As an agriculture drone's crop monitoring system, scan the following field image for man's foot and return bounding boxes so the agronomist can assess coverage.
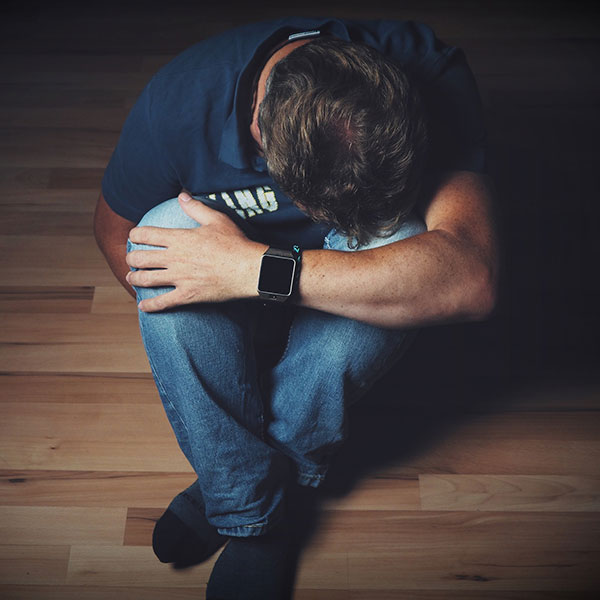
[205,522,293,600]
[152,484,227,568]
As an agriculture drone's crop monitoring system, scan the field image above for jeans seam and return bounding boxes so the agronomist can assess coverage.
[271,313,297,368]
[129,243,189,442]
[138,313,191,443]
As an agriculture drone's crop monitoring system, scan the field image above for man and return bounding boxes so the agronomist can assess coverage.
[94,17,497,599]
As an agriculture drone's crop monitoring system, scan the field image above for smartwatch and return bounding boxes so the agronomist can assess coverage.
[257,246,302,302]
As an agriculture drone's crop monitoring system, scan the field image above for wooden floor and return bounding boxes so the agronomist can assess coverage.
[1,1,599,598]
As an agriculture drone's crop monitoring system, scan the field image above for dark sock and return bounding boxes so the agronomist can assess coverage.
[152,482,227,568]
[206,522,293,600]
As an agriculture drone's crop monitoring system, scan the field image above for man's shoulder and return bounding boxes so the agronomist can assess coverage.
[345,19,457,80]
[150,18,328,79]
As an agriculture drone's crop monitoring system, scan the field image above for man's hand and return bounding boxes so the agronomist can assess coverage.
[126,193,267,312]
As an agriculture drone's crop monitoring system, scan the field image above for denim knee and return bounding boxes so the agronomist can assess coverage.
[324,211,426,251]
[126,198,200,300]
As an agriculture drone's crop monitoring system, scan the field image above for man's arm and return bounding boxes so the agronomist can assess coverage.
[126,170,498,328]
[93,192,137,297]
[298,170,498,327]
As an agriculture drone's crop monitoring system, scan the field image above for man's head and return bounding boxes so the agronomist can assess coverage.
[256,38,428,247]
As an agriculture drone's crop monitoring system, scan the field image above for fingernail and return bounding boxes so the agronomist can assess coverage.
[179,192,191,202]
[125,272,131,282]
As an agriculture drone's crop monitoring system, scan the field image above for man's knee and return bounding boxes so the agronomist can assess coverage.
[128,196,199,258]
[127,198,196,300]
[136,197,200,230]
[324,212,426,251]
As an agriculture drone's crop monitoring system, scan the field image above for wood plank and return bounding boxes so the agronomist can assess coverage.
[0,168,103,192]
[420,475,600,512]
[0,588,591,600]
[357,371,600,415]
[344,593,600,600]
[0,286,94,313]
[447,412,600,441]
[0,402,177,444]
[0,586,206,600]
[0,84,129,111]
[371,440,600,479]
[0,374,157,404]
[481,378,600,412]
[0,234,117,287]
[0,313,149,373]
[294,551,350,591]
[48,169,105,191]
[123,508,161,547]
[0,546,70,586]
[0,54,144,74]
[0,188,98,209]
[0,314,141,344]
[0,471,195,508]
[0,506,126,545]
[301,510,600,591]
[66,544,217,587]
[347,548,600,591]
[297,592,600,600]
[0,107,129,130]
[306,508,600,555]
[0,128,117,168]
[0,167,51,191]
[0,209,95,236]
[0,342,150,374]
[0,437,190,472]
[0,70,149,90]
[0,585,205,600]
[322,478,420,511]
[91,286,137,314]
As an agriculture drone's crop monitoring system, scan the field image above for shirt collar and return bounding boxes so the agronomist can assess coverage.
[219,18,351,171]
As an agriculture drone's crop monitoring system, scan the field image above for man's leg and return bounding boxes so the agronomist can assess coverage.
[206,214,427,598]
[129,198,290,545]
[267,213,427,486]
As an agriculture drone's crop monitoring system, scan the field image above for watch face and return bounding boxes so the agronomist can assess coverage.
[258,255,296,296]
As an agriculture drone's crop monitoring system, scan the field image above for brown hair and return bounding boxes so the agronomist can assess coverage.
[258,37,428,247]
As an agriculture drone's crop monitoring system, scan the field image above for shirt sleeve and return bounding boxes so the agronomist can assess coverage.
[101,79,181,223]
[420,47,487,174]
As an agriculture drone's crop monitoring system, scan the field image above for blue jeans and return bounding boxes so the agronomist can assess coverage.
[128,197,425,537]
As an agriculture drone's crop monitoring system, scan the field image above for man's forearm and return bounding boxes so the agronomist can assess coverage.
[296,172,498,329]
[297,229,496,329]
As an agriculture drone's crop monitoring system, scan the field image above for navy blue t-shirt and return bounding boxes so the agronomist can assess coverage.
[102,17,486,249]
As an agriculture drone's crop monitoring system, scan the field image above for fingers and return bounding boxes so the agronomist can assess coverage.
[126,248,168,269]
[126,268,171,288]
[128,226,182,247]
[137,289,184,313]
[178,192,225,225]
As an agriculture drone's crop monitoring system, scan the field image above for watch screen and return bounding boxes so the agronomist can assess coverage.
[258,255,296,296]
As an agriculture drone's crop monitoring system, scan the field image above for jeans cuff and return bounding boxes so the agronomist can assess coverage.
[215,501,284,538]
[217,520,272,537]
[296,468,327,488]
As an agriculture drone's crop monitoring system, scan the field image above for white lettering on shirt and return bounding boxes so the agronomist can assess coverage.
[209,186,279,219]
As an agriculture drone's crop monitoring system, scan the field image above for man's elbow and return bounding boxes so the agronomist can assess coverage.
[466,261,498,321]
[93,210,104,251]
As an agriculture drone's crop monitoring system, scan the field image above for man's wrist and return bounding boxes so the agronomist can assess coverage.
[241,241,269,299]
